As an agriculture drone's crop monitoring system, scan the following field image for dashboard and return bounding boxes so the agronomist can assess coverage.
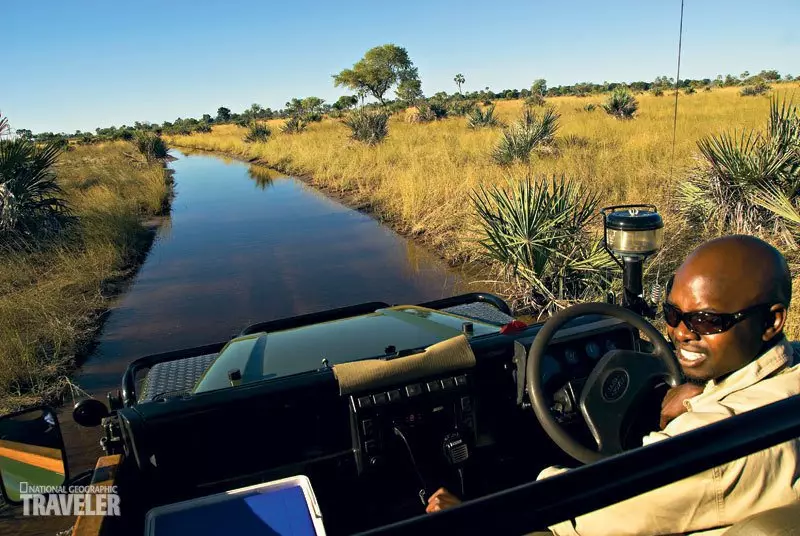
[539,326,637,392]
[116,316,641,535]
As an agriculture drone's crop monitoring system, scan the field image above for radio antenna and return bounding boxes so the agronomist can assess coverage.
[669,0,685,181]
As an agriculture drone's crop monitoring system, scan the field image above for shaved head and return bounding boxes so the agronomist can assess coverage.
[667,235,791,382]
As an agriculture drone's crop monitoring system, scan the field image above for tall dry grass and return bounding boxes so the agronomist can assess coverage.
[0,143,171,412]
[167,86,799,260]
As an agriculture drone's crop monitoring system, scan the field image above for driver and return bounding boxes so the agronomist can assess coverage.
[426,235,800,535]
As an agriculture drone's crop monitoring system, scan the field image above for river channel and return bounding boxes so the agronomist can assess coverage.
[2,149,490,535]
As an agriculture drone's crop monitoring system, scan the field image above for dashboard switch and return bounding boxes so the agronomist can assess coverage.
[426,381,442,393]
[455,375,468,387]
[387,389,402,402]
[460,396,472,412]
[441,377,456,390]
[361,419,374,437]
[373,393,389,406]
[357,396,373,409]
[364,440,379,455]
[405,384,422,397]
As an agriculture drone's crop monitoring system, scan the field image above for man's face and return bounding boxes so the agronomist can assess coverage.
[666,271,767,382]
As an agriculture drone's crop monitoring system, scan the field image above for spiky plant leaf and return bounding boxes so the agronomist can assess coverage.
[471,174,611,314]
[602,88,638,119]
[243,122,272,143]
[680,96,800,235]
[492,107,560,165]
[0,138,71,243]
[343,110,388,145]
[467,105,501,129]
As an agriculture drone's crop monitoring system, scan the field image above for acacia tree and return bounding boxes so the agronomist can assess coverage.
[216,107,231,123]
[454,73,465,94]
[333,44,420,105]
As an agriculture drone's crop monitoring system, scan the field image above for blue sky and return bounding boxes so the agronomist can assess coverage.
[6,0,799,134]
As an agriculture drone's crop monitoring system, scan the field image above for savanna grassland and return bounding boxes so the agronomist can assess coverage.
[0,142,172,412]
[167,85,800,266]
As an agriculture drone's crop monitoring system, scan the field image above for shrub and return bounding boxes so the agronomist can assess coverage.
[194,123,212,133]
[0,139,71,244]
[343,109,389,145]
[740,81,770,97]
[281,117,307,134]
[467,105,501,129]
[583,103,597,112]
[448,99,477,117]
[493,107,560,165]
[133,131,170,161]
[471,174,614,314]
[684,86,696,95]
[651,87,665,97]
[602,88,638,119]
[678,97,800,235]
[415,101,448,122]
[243,122,272,143]
[704,86,712,92]
[525,94,546,107]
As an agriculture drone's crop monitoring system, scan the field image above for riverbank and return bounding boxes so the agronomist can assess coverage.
[166,87,797,266]
[0,142,173,413]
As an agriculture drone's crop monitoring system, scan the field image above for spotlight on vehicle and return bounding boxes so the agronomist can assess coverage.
[601,205,664,317]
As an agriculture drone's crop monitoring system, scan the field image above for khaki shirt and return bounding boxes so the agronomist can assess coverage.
[540,338,800,536]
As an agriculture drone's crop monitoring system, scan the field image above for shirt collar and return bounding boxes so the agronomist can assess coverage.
[685,338,795,409]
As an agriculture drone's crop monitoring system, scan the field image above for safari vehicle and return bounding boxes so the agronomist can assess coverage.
[1,207,799,536]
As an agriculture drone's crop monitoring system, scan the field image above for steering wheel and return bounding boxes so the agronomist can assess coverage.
[526,302,682,464]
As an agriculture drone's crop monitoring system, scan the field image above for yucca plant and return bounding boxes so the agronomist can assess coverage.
[0,138,71,245]
[243,122,272,143]
[467,105,501,129]
[133,131,170,161]
[493,107,560,165]
[281,117,307,134]
[343,109,388,145]
[679,97,800,235]
[602,88,638,119]
[471,174,615,315]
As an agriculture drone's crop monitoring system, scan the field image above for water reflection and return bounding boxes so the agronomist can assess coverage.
[247,164,283,190]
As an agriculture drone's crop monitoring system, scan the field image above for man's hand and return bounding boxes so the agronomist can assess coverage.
[426,488,461,513]
[660,383,704,430]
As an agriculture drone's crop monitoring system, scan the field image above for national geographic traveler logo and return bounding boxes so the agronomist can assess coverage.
[20,483,120,516]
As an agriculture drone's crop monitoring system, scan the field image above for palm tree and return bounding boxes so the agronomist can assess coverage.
[454,73,465,95]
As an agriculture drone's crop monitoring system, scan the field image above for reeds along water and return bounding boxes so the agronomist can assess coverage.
[0,142,171,412]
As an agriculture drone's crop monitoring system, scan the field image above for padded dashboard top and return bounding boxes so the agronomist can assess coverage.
[332,335,476,395]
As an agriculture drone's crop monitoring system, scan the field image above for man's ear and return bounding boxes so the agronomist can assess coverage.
[762,304,787,342]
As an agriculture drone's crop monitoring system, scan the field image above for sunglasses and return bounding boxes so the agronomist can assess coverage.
[662,302,772,335]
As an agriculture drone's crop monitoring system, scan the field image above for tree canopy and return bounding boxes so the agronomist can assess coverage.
[333,44,419,105]
[216,107,231,123]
